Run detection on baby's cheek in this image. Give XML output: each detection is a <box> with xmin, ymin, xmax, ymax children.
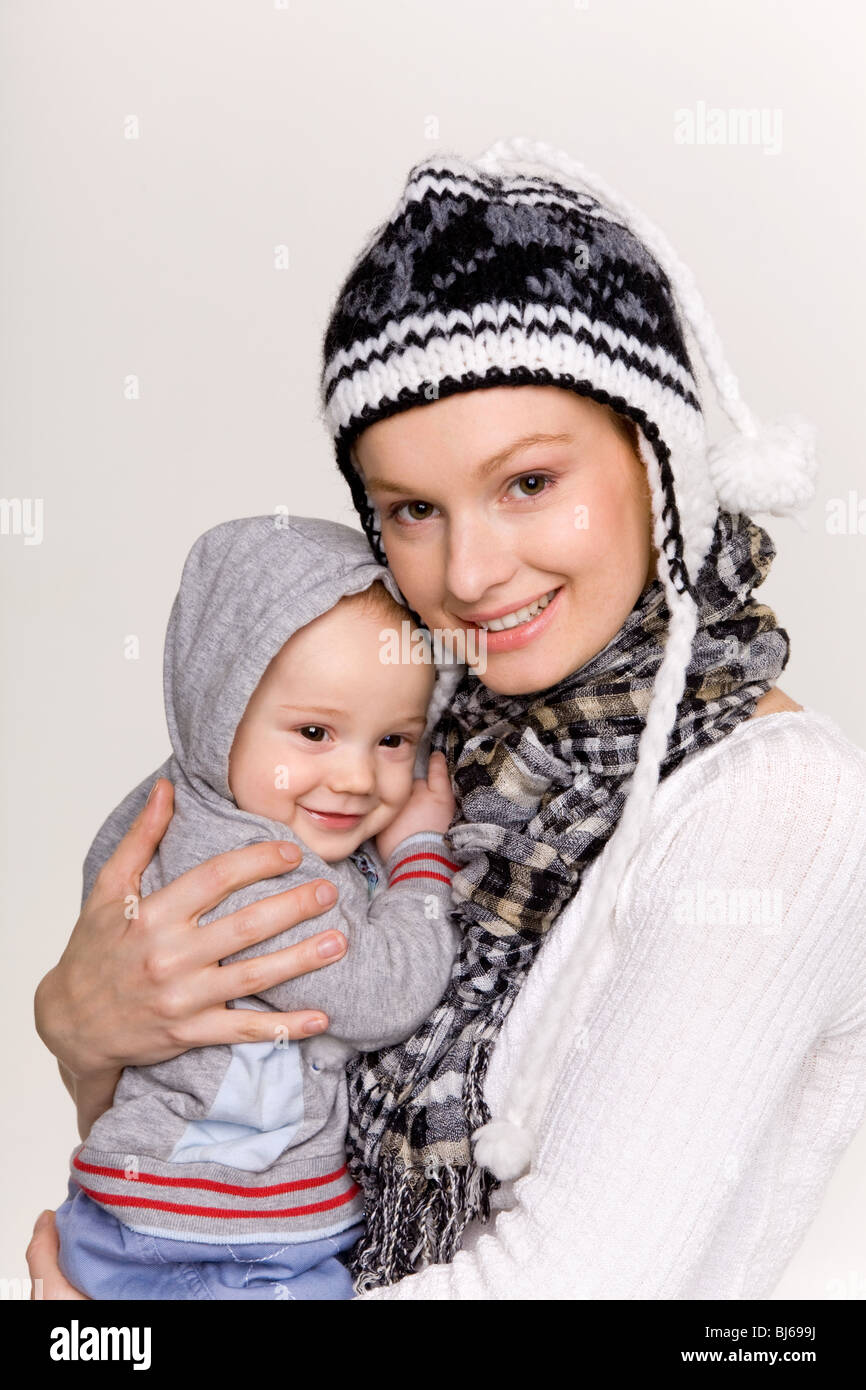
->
<box><xmin>271</xmin><ymin>743</ymin><xmax>315</xmax><ymax>802</ymax></box>
<box><xmin>377</xmin><ymin>766</ymin><xmax>414</xmax><ymax>819</ymax></box>
<box><xmin>365</xmin><ymin>804</ymin><xmax>400</xmax><ymax>848</ymax></box>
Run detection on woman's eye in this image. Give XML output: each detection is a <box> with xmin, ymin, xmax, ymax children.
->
<box><xmin>379</xmin><ymin>734</ymin><xmax>405</xmax><ymax>748</ymax></box>
<box><xmin>391</xmin><ymin>500</ymin><xmax>437</xmax><ymax>523</ymax></box>
<box><xmin>298</xmin><ymin>726</ymin><xmax>328</xmax><ymax>742</ymax></box>
<box><xmin>510</xmin><ymin>472</ymin><xmax>552</xmax><ymax>498</ymax></box>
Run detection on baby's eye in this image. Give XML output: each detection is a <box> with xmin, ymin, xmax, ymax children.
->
<box><xmin>379</xmin><ymin>734</ymin><xmax>405</xmax><ymax>748</ymax></box>
<box><xmin>389</xmin><ymin>500</ymin><xmax>438</xmax><ymax>524</ymax></box>
<box><xmin>298</xmin><ymin>726</ymin><xmax>328</xmax><ymax>742</ymax></box>
<box><xmin>508</xmin><ymin>472</ymin><xmax>552</xmax><ymax>498</ymax></box>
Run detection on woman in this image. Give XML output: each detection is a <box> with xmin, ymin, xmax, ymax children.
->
<box><xmin>29</xmin><ymin>138</ymin><xmax>866</xmax><ymax>1299</ymax></box>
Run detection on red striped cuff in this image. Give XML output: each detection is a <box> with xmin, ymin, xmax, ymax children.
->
<box><xmin>386</xmin><ymin>834</ymin><xmax>459</xmax><ymax>890</ymax></box>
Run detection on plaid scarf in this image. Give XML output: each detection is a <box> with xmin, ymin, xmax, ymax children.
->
<box><xmin>345</xmin><ymin>510</ymin><xmax>790</xmax><ymax>1291</ymax></box>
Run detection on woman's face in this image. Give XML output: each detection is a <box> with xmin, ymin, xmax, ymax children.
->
<box><xmin>352</xmin><ymin>385</ymin><xmax>658</xmax><ymax>696</ymax></box>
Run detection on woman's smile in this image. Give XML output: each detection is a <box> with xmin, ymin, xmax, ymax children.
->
<box><xmin>455</xmin><ymin>584</ymin><xmax>564</xmax><ymax>653</ymax></box>
<box><xmin>460</xmin><ymin>586</ymin><xmax>560</xmax><ymax>630</ymax></box>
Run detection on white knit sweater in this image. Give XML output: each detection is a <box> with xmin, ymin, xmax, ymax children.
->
<box><xmin>358</xmin><ymin>707</ymin><xmax>866</xmax><ymax>1300</ymax></box>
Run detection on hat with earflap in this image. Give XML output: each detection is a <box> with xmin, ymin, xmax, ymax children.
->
<box><xmin>319</xmin><ymin>137</ymin><xmax>816</xmax><ymax>1196</ymax></box>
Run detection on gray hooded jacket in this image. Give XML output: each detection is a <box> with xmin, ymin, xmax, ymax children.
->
<box><xmin>71</xmin><ymin>515</ymin><xmax>460</xmax><ymax>1245</ymax></box>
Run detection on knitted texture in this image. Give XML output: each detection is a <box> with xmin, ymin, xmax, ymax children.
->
<box><xmin>354</xmin><ymin>708</ymin><xmax>866</xmax><ymax>1299</ymax></box>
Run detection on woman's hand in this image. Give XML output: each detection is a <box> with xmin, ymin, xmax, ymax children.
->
<box><xmin>35</xmin><ymin>778</ymin><xmax>347</xmax><ymax>1109</ymax></box>
<box><xmin>26</xmin><ymin>1211</ymin><xmax>88</xmax><ymax>1301</ymax></box>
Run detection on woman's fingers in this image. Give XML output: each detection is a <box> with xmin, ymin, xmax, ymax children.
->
<box><xmin>38</xmin><ymin>838</ymin><xmax>343</xmax><ymax>1077</ymax></box>
<box><xmin>172</xmin><ymin>1004</ymin><xmax>333</xmax><ymax>1048</ymax></box>
<box><xmin>197</xmin><ymin>926</ymin><xmax>346</xmax><ymax>1014</ymax></box>
<box><xmin>184</xmin><ymin>878</ymin><xmax>342</xmax><ymax>971</ymax></box>
<box><xmin>26</xmin><ymin>1210</ymin><xmax>89</xmax><ymax>1300</ymax></box>
<box><xmin>142</xmin><ymin>839</ymin><xmax>305</xmax><ymax>927</ymax></box>
<box><xmin>94</xmin><ymin>778</ymin><xmax>175</xmax><ymax>900</ymax></box>
<box><xmin>142</xmin><ymin>877</ymin><xmax>346</xmax><ymax>1030</ymax></box>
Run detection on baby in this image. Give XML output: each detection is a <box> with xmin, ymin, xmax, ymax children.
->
<box><xmin>54</xmin><ymin>514</ymin><xmax>460</xmax><ymax>1300</ymax></box>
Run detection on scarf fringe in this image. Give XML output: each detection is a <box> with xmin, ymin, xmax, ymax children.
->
<box><xmin>351</xmin><ymin>1152</ymin><xmax>497</xmax><ymax>1294</ymax></box>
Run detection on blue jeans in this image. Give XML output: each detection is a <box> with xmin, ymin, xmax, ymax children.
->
<box><xmin>55</xmin><ymin>1179</ymin><xmax>363</xmax><ymax>1300</ymax></box>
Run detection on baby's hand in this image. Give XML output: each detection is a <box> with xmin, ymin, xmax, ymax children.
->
<box><xmin>375</xmin><ymin>751</ymin><xmax>455</xmax><ymax>864</ymax></box>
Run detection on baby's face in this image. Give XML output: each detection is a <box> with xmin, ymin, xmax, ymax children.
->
<box><xmin>227</xmin><ymin>600</ymin><xmax>434</xmax><ymax>862</ymax></box>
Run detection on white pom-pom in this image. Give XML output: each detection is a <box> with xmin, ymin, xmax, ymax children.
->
<box><xmin>472</xmin><ymin>1118</ymin><xmax>533</xmax><ymax>1181</ymax></box>
<box><xmin>707</xmin><ymin>416</ymin><xmax>817</xmax><ymax>518</ymax></box>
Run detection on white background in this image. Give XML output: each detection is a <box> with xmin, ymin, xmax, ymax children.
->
<box><xmin>1</xmin><ymin>0</ymin><xmax>864</xmax><ymax>1298</ymax></box>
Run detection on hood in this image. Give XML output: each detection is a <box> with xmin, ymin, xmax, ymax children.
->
<box><xmin>162</xmin><ymin>514</ymin><xmax>407</xmax><ymax>801</ymax></box>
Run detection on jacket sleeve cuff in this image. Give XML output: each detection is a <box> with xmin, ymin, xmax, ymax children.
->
<box><xmin>385</xmin><ymin>832</ymin><xmax>459</xmax><ymax>892</ymax></box>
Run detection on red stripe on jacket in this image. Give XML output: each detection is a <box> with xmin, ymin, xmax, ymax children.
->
<box><xmin>76</xmin><ymin>1181</ymin><xmax>361</xmax><ymax>1220</ymax></box>
<box><xmin>73</xmin><ymin>1153</ymin><xmax>350</xmax><ymax>1197</ymax></box>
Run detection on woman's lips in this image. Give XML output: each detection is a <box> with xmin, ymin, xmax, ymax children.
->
<box><xmin>462</xmin><ymin>585</ymin><xmax>565</xmax><ymax>653</ymax></box>
<box><xmin>300</xmin><ymin>808</ymin><xmax>364</xmax><ymax>830</ymax></box>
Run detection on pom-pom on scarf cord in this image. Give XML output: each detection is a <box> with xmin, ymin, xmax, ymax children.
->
<box><xmin>344</xmin><ymin>509</ymin><xmax>790</xmax><ymax>1293</ymax></box>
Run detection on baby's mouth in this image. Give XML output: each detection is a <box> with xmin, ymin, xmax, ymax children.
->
<box><xmin>299</xmin><ymin>806</ymin><xmax>366</xmax><ymax>829</ymax></box>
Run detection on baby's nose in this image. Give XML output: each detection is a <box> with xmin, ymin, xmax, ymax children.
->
<box><xmin>329</xmin><ymin>748</ymin><xmax>376</xmax><ymax>794</ymax></box>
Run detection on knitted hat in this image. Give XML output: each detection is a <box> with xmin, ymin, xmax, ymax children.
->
<box><xmin>318</xmin><ymin>137</ymin><xmax>817</xmax><ymax>1181</ymax></box>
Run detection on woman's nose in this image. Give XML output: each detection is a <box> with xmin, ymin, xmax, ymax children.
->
<box><xmin>444</xmin><ymin>515</ymin><xmax>516</xmax><ymax>604</ymax></box>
